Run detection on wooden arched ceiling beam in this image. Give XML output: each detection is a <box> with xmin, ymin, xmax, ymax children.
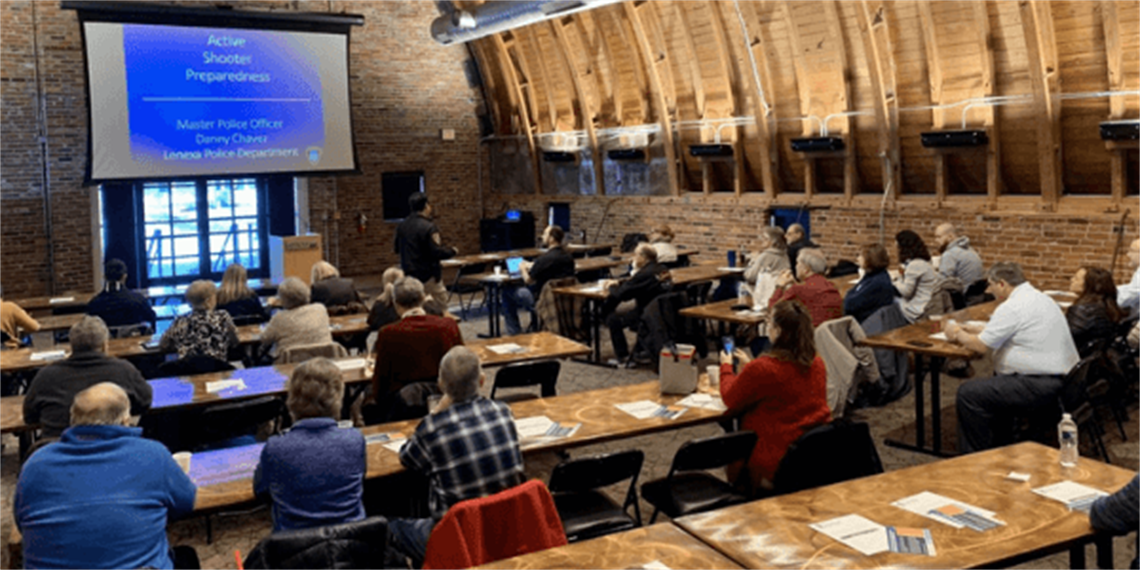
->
<box><xmin>549</xmin><ymin>17</ymin><xmax>606</xmax><ymax>195</ymax></box>
<box><xmin>708</xmin><ymin>1</ymin><xmax>744</xmax><ymax>195</ymax></box>
<box><xmin>823</xmin><ymin>0</ymin><xmax>858</xmax><ymax>199</ymax></box>
<box><xmin>624</xmin><ymin>1</ymin><xmax>680</xmax><ymax>195</ymax></box>
<box><xmin>468</xmin><ymin>39</ymin><xmax>503</xmax><ymax>134</ymax></box>
<box><xmin>1099</xmin><ymin>0</ymin><xmax>1127</xmax><ymax>207</ymax></box>
<box><xmin>973</xmin><ymin>0</ymin><xmax>1002</xmax><ymax>207</ymax></box>
<box><xmin>673</xmin><ymin>2</ymin><xmax>707</xmax><ymax>119</ymax></box>
<box><xmin>1019</xmin><ymin>0</ymin><xmax>1062</xmax><ymax>209</ymax></box>
<box><xmin>640</xmin><ymin>3</ymin><xmax>677</xmax><ymax>117</ymax></box>
<box><xmin>740</xmin><ymin>0</ymin><xmax>781</xmax><ymax>198</ymax></box>
<box><xmin>503</xmin><ymin>33</ymin><xmax>543</xmax><ymax>139</ymax></box>
<box><xmin>606</xmin><ymin>7</ymin><xmax>650</xmax><ymax>124</ymax></box>
<box><xmin>917</xmin><ymin>1</ymin><xmax>949</xmax><ymax>203</ymax></box>
<box><xmin>491</xmin><ymin>34</ymin><xmax>544</xmax><ymax>195</ymax></box>
<box><xmin>857</xmin><ymin>0</ymin><xmax>900</xmax><ymax>202</ymax></box>
<box><xmin>524</xmin><ymin>27</ymin><xmax>560</xmax><ymax>131</ymax></box>
<box><xmin>780</xmin><ymin>0</ymin><xmax>815</xmax><ymax>197</ymax></box>
<box><xmin>572</xmin><ymin>11</ymin><xmax>618</xmax><ymax>127</ymax></box>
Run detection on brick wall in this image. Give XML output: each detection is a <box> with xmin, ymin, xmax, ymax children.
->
<box><xmin>0</xmin><ymin>1</ymin><xmax>486</xmax><ymax>296</ymax></box>
<box><xmin>485</xmin><ymin>194</ymin><xmax>1139</xmax><ymax>292</ymax></box>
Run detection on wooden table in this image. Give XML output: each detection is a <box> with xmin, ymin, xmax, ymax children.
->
<box><xmin>680</xmin><ymin>298</ymin><xmax>767</xmax><ymax>327</ymax></box>
<box><xmin>675</xmin><ymin>442</ymin><xmax>1134</xmax><ymax>569</ymax></box>
<box><xmin>554</xmin><ymin>265</ymin><xmax>736</xmax><ymax>363</ymax></box>
<box><xmin>192</xmin><ymin>379</ymin><xmax>728</xmax><ymax>512</ymax></box>
<box><xmin>0</xmin><ymin>359</ymin><xmax>374</xmax><ymax>435</ymax></box>
<box><xmin>477</xmin><ymin>523</ymin><xmax>743</xmax><ymax>569</ymax></box>
<box><xmin>0</xmin><ymin>313</ymin><xmax>370</xmax><ymax>374</ymax></box>
<box><xmin>12</xmin><ymin>278</ymin><xmax>278</xmax><ymax>314</ymax></box>
<box><xmin>467</xmin><ymin>332</ymin><xmax>591</xmax><ymax>367</ymax></box>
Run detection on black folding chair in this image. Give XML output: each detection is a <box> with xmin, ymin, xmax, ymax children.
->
<box><xmin>548</xmin><ymin>449</ymin><xmax>644</xmax><ymax>542</ymax></box>
<box><xmin>448</xmin><ymin>262</ymin><xmax>488</xmax><ymax>320</ymax></box>
<box><xmin>764</xmin><ymin>420</ymin><xmax>884</xmax><ymax>497</ymax></box>
<box><xmin>192</xmin><ymin>396</ymin><xmax>285</xmax><ymax>452</ymax></box>
<box><xmin>490</xmin><ymin>360</ymin><xmax>560</xmax><ymax>402</ymax></box>
<box><xmin>244</xmin><ymin>516</ymin><xmax>399</xmax><ymax>569</ymax></box>
<box><xmin>641</xmin><ymin>430</ymin><xmax>757</xmax><ymax>523</ymax></box>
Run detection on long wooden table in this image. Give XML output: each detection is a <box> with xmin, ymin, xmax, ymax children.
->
<box><xmin>12</xmin><ymin>278</ymin><xmax>279</xmax><ymax>314</ymax></box>
<box><xmin>675</xmin><ymin>442</ymin><xmax>1134</xmax><ymax>569</ymax></box>
<box><xmin>1</xmin><ymin>332</ymin><xmax>589</xmax><ymax>434</ymax></box>
<box><xmin>192</xmin><ymin>380</ymin><xmax>727</xmax><ymax>512</ymax></box>
<box><xmin>477</xmin><ymin>523</ymin><xmax>744</xmax><ymax>569</ymax></box>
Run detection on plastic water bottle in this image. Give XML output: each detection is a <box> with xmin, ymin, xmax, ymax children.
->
<box><xmin>1058</xmin><ymin>413</ymin><xmax>1079</xmax><ymax>468</ymax></box>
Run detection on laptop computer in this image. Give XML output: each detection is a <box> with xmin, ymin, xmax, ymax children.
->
<box><xmin>505</xmin><ymin>256</ymin><xmax>524</xmax><ymax>278</ymax></box>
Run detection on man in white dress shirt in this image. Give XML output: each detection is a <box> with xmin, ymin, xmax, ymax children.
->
<box><xmin>1117</xmin><ymin>238</ymin><xmax>1140</xmax><ymax>313</ymax></box>
<box><xmin>944</xmin><ymin>262</ymin><xmax>1079</xmax><ymax>453</ymax></box>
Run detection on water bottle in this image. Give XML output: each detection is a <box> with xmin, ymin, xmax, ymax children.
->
<box><xmin>1058</xmin><ymin>413</ymin><xmax>1079</xmax><ymax>468</ymax></box>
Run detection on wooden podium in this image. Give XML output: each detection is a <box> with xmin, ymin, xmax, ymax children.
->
<box><xmin>269</xmin><ymin>234</ymin><xmax>322</xmax><ymax>285</ymax></box>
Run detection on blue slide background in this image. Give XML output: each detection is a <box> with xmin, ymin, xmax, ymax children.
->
<box><xmin>123</xmin><ymin>24</ymin><xmax>325</xmax><ymax>166</ymax></box>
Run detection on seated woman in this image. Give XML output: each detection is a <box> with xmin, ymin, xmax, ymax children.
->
<box><xmin>861</xmin><ymin>230</ymin><xmax>938</xmax><ymax>402</ymax></box>
<box><xmin>311</xmin><ymin>261</ymin><xmax>364</xmax><ymax>313</ymax></box>
<box><xmin>1067</xmin><ymin>266</ymin><xmax>1121</xmax><ymax>357</ymax></box>
<box><xmin>368</xmin><ymin>267</ymin><xmax>445</xmax><ymax>333</ymax></box>
<box><xmin>255</xmin><ymin>358</ymin><xmax>365</xmax><ymax>532</ymax></box>
<box><xmin>649</xmin><ymin>224</ymin><xmax>679</xmax><ymax>264</ymax></box>
<box><xmin>743</xmin><ymin>226</ymin><xmax>792</xmax><ymax>287</ymax></box>
<box><xmin>843</xmin><ymin>242</ymin><xmax>898</xmax><ymax>324</ymax></box>
<box><xmin>216</xmin><ymin>264</ymin><xmax>269</xmax><ymax>325</ymax></box>
<box><xmin>158</xmin><ymin>280</ymin><xmax>239</xmax><ymax>370</ymax></box>
<box><xmin>260</xmin><ymin>277</ymin><xmax>334</xmax><ymax>362</ymax></box>
<box><xmin>719</xmin><ymin>300</ymin><xmax>831</xmax><ymax>493</ymax></box>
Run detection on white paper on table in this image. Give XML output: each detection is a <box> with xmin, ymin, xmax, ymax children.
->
<box><xmin>1044</xmin><ymin>290</ymin><xmax>1077</xmax><ymax>297</ymax></box>
<box><xmin>333</xmin><ymin>358</ymin><xmax>369</xmax><ymax>371</ymax></box>
<box><xmin>363</xmin><ymin>431</ymin><xmax>407</xmax><ymax>453</ymax></box>
<box><xmin>206</xmin><ymin>379</ymin><xmax>247</xmax><ymax>393</ymax></box>
<box><xmin>675</xmin><ymin>393</ymin><xmax>728</xmax><ymax>412</ymax></box>
<box><xmin>929</xmin><ymin>332</ymin><xmax>949</xmax><ymax>341</ymax></box>
<box><xmin>49</xmin><ymin>297</ymin><xmax>76</xmax><ymax>304</ymax></box>
<box><xmin>515</xmin><ymin>416</ymin><xmax>556</xmax><ymax>439</ymax></box>
<box><xmin>809</xmin><ymin>514</ymin><xmax>889</xmax><ymax>556</ymax></box>
<box><xmin>381</xmin><ymin>439</ymin><xmax>406</xmax><ymax>454</ymax></box>
<box><xmin>580</xmin><ymin>284</ymin><xmax>605</xmax><ymax>293</ymax></box>
<box><xmin>29</xmin><ymin>350</ymin><xmax>67</xmax><ymax>362</ymax></box>
<box><xmin>891</xmin><ymin>491</ymin><xmax>1003</xmax><ymax>530</ymax></box>
<box><xmin>486</xmin><ymin>343</ymin><xmax>527</xmax><ymax>355</ymax></box>
<box><xmin>717</xmin><ymin>267</ymin><xmax>746</xmax><ymax>273</ymax></box>
<box><xmin>641</xmin><ymin>561</ymin><xmax>672</xmax><ymax>570</ymax></box>
<box><xmin>1032</xmin><ymin>481</ymin><xmax>1107</xmax><ymax>509</ymax></box>
<box><xmin>615</xmin><ymin>400</ymin><xmax>666</xmax><ymax>420</ymax></box>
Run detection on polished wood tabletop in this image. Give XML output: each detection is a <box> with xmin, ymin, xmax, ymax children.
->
<box><xmin>193</xmin><ymin>379</ymin><xmax>728</xmax><ymax>511</ymax></box>
<box><xmin>467</xmin><ymin>332</ymin><xmax>591</xmax><ymax>366</ymax></box>
<box><xmin>441</xmin><ymin>243</ymin><xmax>619</xmax><ymax>269</ymax></box>
<box><xmin>28</xmin><ymin>313</ymin><xmax>84</xmax><ymax>333</ymax></box>
<box><xmin>12</xmin><ymin>278</ymin><xmax>278</xmax><ymax>313</ymax></box>
<box><xmin>0</xmin><ymin>359</ymin><xmax>374</xmax><ymax>434</ymax></box>
<box><xmin>676</xmin><ymin>442</ymin><xmax>1135</xmax><ymax>569</ymax></box>
<box><xmin>477</xmin><ymin>523</ymin><xmax>744</xmax><ymax>569</ymax></box>
<box><xmin>554</xmin><ymin>264</ymin><xmax>734</xmax><ymax>301</ymax></box>
<box><xmin>463</xmin><ymin>256</ymin><xmax>629</xmax><ymax>284</ymax></box>
<box><xmin>679</xmin><ymin>298</ymin><xmax>767</xmax><ymax>326</ymax></box>
<box><xmin>858</xmin><ymin>300</ymin><xmax>1001</xmax><ymax>359</ymax></box>
<box><xmin>0</xmin><ymin>313</ymin><xmax>370</xmax><ymax>373</ymax></box>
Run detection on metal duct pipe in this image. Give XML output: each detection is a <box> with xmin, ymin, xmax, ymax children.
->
<box><xmin>431</xmin><ymin>0</ymin><xmax>624</xmax><ymax>45</ymax></box>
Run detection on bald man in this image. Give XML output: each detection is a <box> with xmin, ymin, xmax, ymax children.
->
<box><xmin>785</xmin><ymin>223</ymin><xmax>818</xmax><ymax>278</ymax></box>
<box><xmin>15</xmin><ymin>383</ymin><xmax>197</xmax><ymax>569</ymax></box>
<box><xmin>934</xmin><ymin>223</ymin><xmax>984</xmax><ymax>285</ymax></box>
<box><xmin>1117</xmin><ymin>238</ymin><xmax>1140</xmax><ymax>313</ymax></box>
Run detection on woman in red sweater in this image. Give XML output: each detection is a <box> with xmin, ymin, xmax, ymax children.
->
<box><xmin>720</xmin><ymin>300</ymin><xmax>831</xmax><ymax>492</ymax></box>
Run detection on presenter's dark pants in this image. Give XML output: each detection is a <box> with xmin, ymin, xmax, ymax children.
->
<box><xmin>956</xmin><ymin>373</ymin><xmax>1064</xmax><ymax>454</ymax></box>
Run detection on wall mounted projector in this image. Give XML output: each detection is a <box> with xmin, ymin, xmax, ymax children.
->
<box><xmin>607</xmin><ymin>149</ymin><xmax>646</xmax><ymax>160</ymax></box>
<box><xmin>689</xmin><ymin>144</ymin><xmax>734</xmax><ymax>157</ymax></box>
<box><xmin>920</xmin><ymin>130</ymin><xmax>989</xmax><ymax>148</ymax></box>
<box><xmin>1100</xmin><ymin>120</ymin><xmax>1139</xmax><ymax>141</ymax></box>
<box><xmin>790</xmin><ymin>137</ymin><xmax>845</xmax><ymax>152</ymax></box>
<box><xmin>542</xmin><ymin>151</ymin><xmax>577</xmax><ymax>163</ymax></box>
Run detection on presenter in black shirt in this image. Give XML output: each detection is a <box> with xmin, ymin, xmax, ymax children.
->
<box><xmin>501</xmin><ymin>225</ymin><xmax>575</xmax><ymax>335</ymax></box>
<box><xmin>395</xmin><ymin>193</ymin><xmax>457</xmax><ymax>316</ymax></box>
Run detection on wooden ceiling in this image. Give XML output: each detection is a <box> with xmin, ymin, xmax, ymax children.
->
<box><xmin>463</xmin><ymin>0</ymin><xmax>1139</xmax><ymax>207</ymax></box>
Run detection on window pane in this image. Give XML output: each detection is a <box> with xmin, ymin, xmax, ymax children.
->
<box><xmin>234</xmin><ymin>188</ymin><xmax>257</xmax><ymax>216</ymax></box>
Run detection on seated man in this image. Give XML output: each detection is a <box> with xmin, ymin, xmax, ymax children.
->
<box><xmin>388</xmin><ymin>346</ymin><xmax>524</xmax><ymax>566</ymax></box>
<box><xmin>768</xmin><ymin>249</ymin><xmax>843</xmax><ymax>328</ymax></box>
<box><xmin>945</xmin><ymin>262</ymin><xmax>1079</xmax><ymax>454</ymax></box>
<box><xmin>501</xmin><ymin>225</ymin><xmax>575</xmax><ymax>336</ymax></box>
<box><xmin>934</xmin><ymin>223</ymin><xmax>984</xmax><ymax>285</ymax></box>
<box><xmin>603</xmin><ymin>243</ymin><xmax>669</xmax><ymax>366</ymax></box>
<box><xmin>0</xmin><ymin>291</ymin><xmax>40</xmax><ymax>348</ymax></box>
<box><xmin>86</xmin><ymin>258</ymin><xmax>156</xmax><ymax>331</ymax></box>
<box><xmin>785</xmin><ymin>223</ymin><xmax>818</xmax><ymax>278</ymax></box>
<box><xmin>15</xmin><ymin>383</ymin><xmax>197</xmax><ymax>569</ymax></box>
<box><xmin>367</xmin><ymin>276</ymin><xmax>464</xmax><ymax>422</ymax></box>
<box><xmin>24</xmin><ymin>315</ymin><xmax>152</xmax><ymax>439</ymax></box>
<box><xmin>1118</xmin><ymin>238</ymin><xmax>1140</xmax><ymax>314</ymax></box>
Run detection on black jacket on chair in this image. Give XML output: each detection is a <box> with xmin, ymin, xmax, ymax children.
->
<box><xmin>1066</xmin><ymin>300</ymin><xmax>1115</xmax><ymax>357</ymax></box>
<box><xmin>243</xmin><ymin>516</ymin><xmax>406</xmax><ymax>569</ymax></box>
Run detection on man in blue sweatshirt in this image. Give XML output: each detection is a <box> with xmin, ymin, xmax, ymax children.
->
<box><xmin>15</xmin><ymin>383</ymin><xmax>198</xmax><ymax>569</ymax></box>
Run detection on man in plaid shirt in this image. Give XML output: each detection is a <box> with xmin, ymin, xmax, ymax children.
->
<box><xmin>389</xmin><ymin>346</ymin><xmax>524</xmax><ymax>566</ymax></box>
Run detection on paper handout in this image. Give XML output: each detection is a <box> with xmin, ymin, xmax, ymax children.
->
<box><xmin>892</xmin><ymin>491</ymin><xmax>1005</xmax><ymax>532</ymax></box>
<box><xmin>1032</xmin><ymin>481</ymin><xmax>1108</xmax><ymax>513</ymax></box>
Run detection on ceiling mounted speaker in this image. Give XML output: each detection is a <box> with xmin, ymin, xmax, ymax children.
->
<box><xmin>790</xmin><ymin>137</ymin><xmax>845</xmax><ymax>152</ymax></box>
<box><xmin>543</xmin><ymin>151</ymin><xmax>577</xmax><ymax>163</ymax></box>
<box><xmin>1100</xmin><ymin>120</ymin><xmax>1139</xmax><ymax>141</ymax></box>
<box><xmin>921</xmin><ymin>130</ymin><xmax>988</xmax><ymax>148</ymax></box>
<box><xmin>689</xmin><ymin>144</ymin><xmax>734</xmax><ymax>157</ymax></box>
<box><xmin>607</xmin><ymin>149</ymin><xmax>645</xmax><ymax>160</ymax></box>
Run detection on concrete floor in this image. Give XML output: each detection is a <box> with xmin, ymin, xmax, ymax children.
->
<box><xmin>2</xmin><ymin>305</ymin><xmax>1136</xmax><ymax>569</ymax></box>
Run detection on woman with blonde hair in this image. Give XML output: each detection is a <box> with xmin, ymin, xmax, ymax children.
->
<box><xmin>310</xmin><ymin>261</ymin><xmax>363</xmax><ymax>312</ymax></box>
<box><xmin>217</xmin><ymin>264</ymin><xmax>268</xmax><ymax>324</ymax></box>
<box><xmin>367</xmin><ymin>266</ymin><xmax>441</xmax><ymax>331</ymax></box>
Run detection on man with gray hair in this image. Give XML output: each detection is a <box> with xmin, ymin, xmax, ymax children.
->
<box><xmin>934</xmin><ymin>223</ymin><xmax>984</xmax><ymax>285</ymax></box>
<box><xmin>15</xmin><ymin>383</ymin><xmax>197</xmax><ymax>569</ymax></box>
<box><xmin>367</xmin><ymin>276</ymin><xmax>463</xmax><ymax>423</ymax></box>
<box><xmin>24</xmin><ymin>315</ymin><xmax>152</xmax><ymax>439</ymax></box>
<box><xmin>389</xmin><ymin>346</ymin><xmax>524</xmax><ymax>566</ymax></box>
<box><xmin>944</xmin><ymin>262</ymin><xmax>1079</xmax><ymax>453</ymax></box>
<box><xmin>769</xmin><ymin>248</ymin><xmax>843</xmax><ymax>327</ymax></box>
